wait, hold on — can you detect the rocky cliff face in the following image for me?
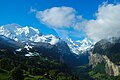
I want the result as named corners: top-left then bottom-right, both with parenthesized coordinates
top-left (89, 37), bottom-right (120, 76)
top-left (89, 53), bottom-right (120, 76)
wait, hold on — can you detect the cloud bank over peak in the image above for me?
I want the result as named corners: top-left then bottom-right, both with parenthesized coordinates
top-left (86, 3), bottom-right (120, 42)
top-left (33, 6), bottom-right (85, 40)
top-left (32, 3), bottom-right (120, 42)
top-left (36, 6), bottom-right (77, 28)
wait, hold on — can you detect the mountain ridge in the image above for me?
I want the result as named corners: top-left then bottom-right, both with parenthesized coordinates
top-left (0, 23), bottom-right (93, 55)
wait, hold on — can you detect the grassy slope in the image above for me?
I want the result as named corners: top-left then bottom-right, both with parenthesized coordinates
top-left (0, 68), bottom-right (9, 80)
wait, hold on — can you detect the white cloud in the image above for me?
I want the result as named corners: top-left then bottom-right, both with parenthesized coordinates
top-left (36, 6), bottom-right (77, 28)
top-left (74, 20), bottom-right (87, 31)
top-left (33, 3), bottom-right (120, 42)
top-left (35, 6), bottom-right (85, 40)
top-left (85, 3), bottom-right (120, 42)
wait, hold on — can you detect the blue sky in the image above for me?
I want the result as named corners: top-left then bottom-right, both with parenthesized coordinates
top-left (0, 0), bottom-right (120, 41)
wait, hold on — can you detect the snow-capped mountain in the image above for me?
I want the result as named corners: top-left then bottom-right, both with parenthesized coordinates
top-left (67, 38), bottom-right (94, 55)
top-left (0, 23), bottom-right (93, 66)
top-left (0, 23), bottom-right (94, 55)
top-left (0, 24), bottom-right (60, 45)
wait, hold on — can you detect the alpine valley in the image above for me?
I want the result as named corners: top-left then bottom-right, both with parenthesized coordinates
top-left (0, 24), bottom-right (120, 80)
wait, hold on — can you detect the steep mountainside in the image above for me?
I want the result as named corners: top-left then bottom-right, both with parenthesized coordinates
top-left (0, 49), bottom-right (79, 80)
top-left (89, 37), bottom-right (120, 77)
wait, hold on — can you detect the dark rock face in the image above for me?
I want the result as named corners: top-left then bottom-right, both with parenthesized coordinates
top-left (93, 37), bottom-right (120, 64)
top-left (89, 37), bottom-right (120, 76)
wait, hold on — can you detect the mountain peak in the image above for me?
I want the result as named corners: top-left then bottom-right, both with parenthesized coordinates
top-left (0, 24), bottom-right (60, 45)
top-left (67, 38), bottom-right (94, 55)
top-left (0, 24), bottom-right (41, 42)
top-left (0, 23), bottom-right (94, 55)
